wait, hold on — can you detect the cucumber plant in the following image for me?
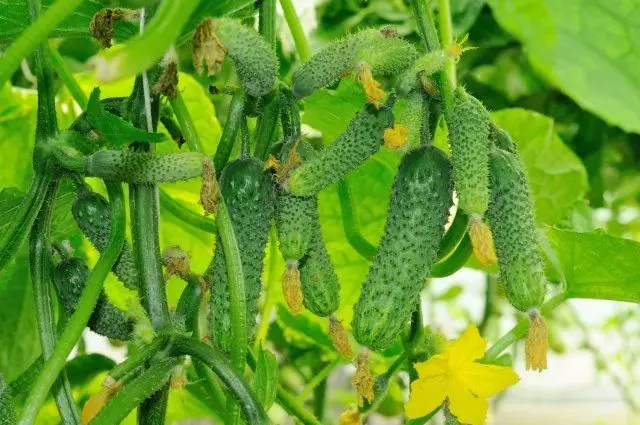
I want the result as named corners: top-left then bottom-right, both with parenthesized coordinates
top-left (0, 0), bottom-right (633, 424)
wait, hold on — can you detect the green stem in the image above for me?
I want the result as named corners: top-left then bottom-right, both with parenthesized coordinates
top-left (0, 0), bottom-right (85, 87)
top-left (296, 357), bottom-right (341, 402)
top-left (253, 226), bottom-right (279, 351)
top-left (19, 182), bottom-right (126, 425)
top-left (410, 0), bottom-right (441, 52)
top-left (478, 274), bottom-right (496, 334)
top-left (312, 378), bottom-right (326, 422)
top-left (158, 188), bottom-right (216, 233)
top-left (430, 233), bottom-right (472, 278)
top-left (436, 210), bottom-right (469, 261)
top-left (337, 179), bottom-right (376, 261)
top-left (213, 91), bottom-right (244, 175)
top-left (279, 0), bottom-right (311, 63)
top-left (170, 337), bottom-right (269, 425)
top-left (91, 0), bottom-right (200, 82)
top-left (109, 336), bottom-right (170, 382)
top-left (482, 294), bottom-right (566, 363)
top-left (253, 92), bottom-right (281, 160)
top-left (259, 0), bottom-right (277, 52)
top-left (169, 93), bottom-right (205, 153)
top-left (47, 44), bottom-right (88, 109)
top-left (436, 0), bottom-right (456, 119)
top-left (360, 353), bottom-right (407, 415)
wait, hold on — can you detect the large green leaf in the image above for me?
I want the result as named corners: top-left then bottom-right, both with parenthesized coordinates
top-left (547, 227), bottom-right (640, 304)
top-left (487, 0), bottom-right (640, 133)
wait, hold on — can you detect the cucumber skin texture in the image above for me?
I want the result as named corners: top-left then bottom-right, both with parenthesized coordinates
top-left (85, 151), bottom-right (204, 184)
top-left (206, 157), bottom-right (275, 355)
top-left (299, 223), bottom-right (340, 317)
top-left (449, 89), bottom-right (491, 216)
top-left (0, 375), bottom-right (16, 425)
top-left (352, 146), bottom-right (453, 351)
top-left (487, 148), bottom-right (546, 312)
top-left (216, 18), bottom-right (278, 98)
top-left (72, 191), bottom-right (138, 290)
top-left (287, 104), bottom-right (394, 196)
top-left (276, 141), bottom-right (318, 261)
top-left (53, 257), bottom-right (133, 341)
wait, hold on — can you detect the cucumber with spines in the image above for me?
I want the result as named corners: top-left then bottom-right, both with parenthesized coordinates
top-left (206, 157), bottom-right (275, 355)
top-left (72, 191), bottom-right (138, 290)
top-left (0, 374), bottom-right (17, 425)
top-left (286, 104), bottom-right (394, 196)
top-left (53, 257), bottom-right (134, 341)
top-left (487, 147), bottom-right (546, 312)
top-left (352, 145), bottom-right (453, 351)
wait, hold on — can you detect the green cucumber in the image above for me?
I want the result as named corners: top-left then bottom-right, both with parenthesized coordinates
top-left (352, 145), bottom-right (453, 351)
top-left (286, 104), bottom-right (394, 196)
top-left (72, 190), bottom-right (138, 290)
top-left (206, 157), bottom-right (275, 355)
top-left (53, 257), bottom-right (133, 341)
top-left (487, 147), bottom-right (546, 312)
top-left (490, 124), bottom-right (517, 154)
top-left (279, 85), bottom-right (301, 143)
top-left (448, 88), bottom-right (491, 217)
top-left (0, 374), bottom-right (17, 425)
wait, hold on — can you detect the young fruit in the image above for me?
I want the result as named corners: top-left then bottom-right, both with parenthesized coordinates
top-left (53, 257), bottom-right (134, 341)
top-left (206, 157), bottom-right (275, 355)
top-left (0, 374), bottom-right (17, 425)
top-left (352, 145), bottom-right (453, 351)
top-left (286, 104), bottom-right (394, 196)
top-left (72, 191), bottom-right (139, 290)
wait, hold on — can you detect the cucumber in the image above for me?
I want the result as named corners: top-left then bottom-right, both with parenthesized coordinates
top-left (53, 257), bottom-right (133, 341)
top-left (391, 91), bottom-right (427, 151)
top-left (72, 191), bottom-right (139, 290)
top-left (490, 124), bottom-right (517, 153)
top-left (286, 104), bottom-right (394, 196)
top-left (206, 157), bottom-right (275, 355)
top-left (352, 145), bottom-right (453, 351)
top-left (487, 147), bottom-right (546, 312)
top-left (0, 374), bottom-right (17, 425)
top-left (279, 85), bottom-right (301, 143)
top-left (448, 87), bottom-right (491, 217)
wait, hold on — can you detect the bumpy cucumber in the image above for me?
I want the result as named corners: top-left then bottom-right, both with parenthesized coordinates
top-left (394, 91), bottom-right (427, 150)
top-left (72, 191), bottom-right (138, 290)
top-left (448, 88), bottom-right (491, 217)
top-left (206, 157), bottom-right (275, 354)
top-left (287, 104), bottom-right (394, 196)
top-left (0, 374), bottom-right (16, 425)
top-left (487, 147), bottom-right (546, 312)
top-left (292, 28), bottom-right (416, 98)
top-left (299, 223), bottom-right (340, 317)
top-left (279, 85), bottom-right (301, 143)
top-left (215, 18), bottom-right (278, 98)
top-left (490, 124), bottom-right (517, 153)
top-left (53, 257), bottom-right (133, 341)
top-left (352, 145), bottom-right (453, 351)
top-left (395, 50), bottom-right (450, 96)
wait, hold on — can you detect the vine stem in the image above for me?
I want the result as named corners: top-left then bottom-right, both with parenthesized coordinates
top-left (253, 226), bottom-right (279, 351)
top-left (0, 0), bottom-right (84, 87)
top-left (296, 357), bottom-right (341, 402)
top-left (158, 188), bottom-right (216, 233)
top-left (436, 0), bottom-right (456, 119)
top-left (279, 0), bottom-right (311, 63)
top-left (169, 93), bottom-right (205, 153)
top-left (46, 44), bottom-right (88, 109)
top-left (19, 182), bottom-right (126, 425)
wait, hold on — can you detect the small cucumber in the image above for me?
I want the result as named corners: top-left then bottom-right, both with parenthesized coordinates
top-left (287, 104), bottom-right (394, 196)
top-left (72, 191), bottom-right (138, 290)
top-left (54, 257), bottom-right (134, 341)
top-left (487, 147), bottom-right (546, 312)
top-left (0, 374), bottom-right (17, 425)
top-left (352, 145), bottom-right (453, 351)
top-left (206, 157), bottom-right (275, 355)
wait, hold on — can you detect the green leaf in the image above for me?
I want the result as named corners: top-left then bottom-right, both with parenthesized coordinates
top-left (275, 304), bottom-right (335, 351)
top-left (86, 88), bottom-right (165, 147)
top-left (491, 108), bottom-right (589, 225)
top-left (487, 0), bottom-right (640, 133)
top-left (547, 227), bottom-right (640, 304)
top-left (252, 346), bottom-right (278, 410)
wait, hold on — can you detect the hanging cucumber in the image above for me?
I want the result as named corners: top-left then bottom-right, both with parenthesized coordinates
top-left (286, 104), bottom-right (394, 196)
top-left (53, 257), bottom-right (134, 341)
top-left (206, 157), bottom-right (275, 355)
top-left (352, 145), bottom-right (453, 351)
top-left (72, 190), bottom-right (138, 290)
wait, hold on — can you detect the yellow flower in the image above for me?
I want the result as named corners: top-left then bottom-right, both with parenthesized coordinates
top-left (405, 325), bottom-right (518, 425)
top-left (383, 124), bottom-right (409, 150)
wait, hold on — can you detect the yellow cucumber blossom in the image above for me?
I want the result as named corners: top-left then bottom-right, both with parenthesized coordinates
top-left (357, 63), bottom-right (386, 108)
top-left (405, 325), bottom-right (518, 425)
top-left (383, 124), bottom-right (409, 150)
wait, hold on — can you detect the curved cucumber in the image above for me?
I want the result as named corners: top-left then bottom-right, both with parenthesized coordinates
top-left (206, 157), bottom-right (275, 355)
top-left (352, 145), bottom-right (453, 351)
top-left (287, 104), bottom-right (394, 196)
top-left (487, 147), bottom-right (546, 312)
top-left (72, 191), bottom-right (138, 290)
top-left (53, 257), bottom-right (133, 341)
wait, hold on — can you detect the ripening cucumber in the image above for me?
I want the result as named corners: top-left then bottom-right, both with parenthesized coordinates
top-left (53, 257), bottom-right (134, 341)
top-left (291, 28), bottom-right (417, 98)
top-left (72, 191), bottom-right (139, 290)
top-left (0, 374), bottom-right (16, 425)
top-left (352, 145), bottom-right (453, 351)
top-left (299, 223), bottom-right (340, 317)
top-left (206, 157), bottom-right (275, 355)
top-left (487, 147), bottom-right (546, 312)
top-left (448, 88), bottom-right (492, 217)
top-left (395, 50), bottom-right (451, 96)
top-left (214, 18), bottom-right (278, 98)
top-left (286, 104), bottom-right (394, 196)
top-left (394, 91), bottom-right (427, 150)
